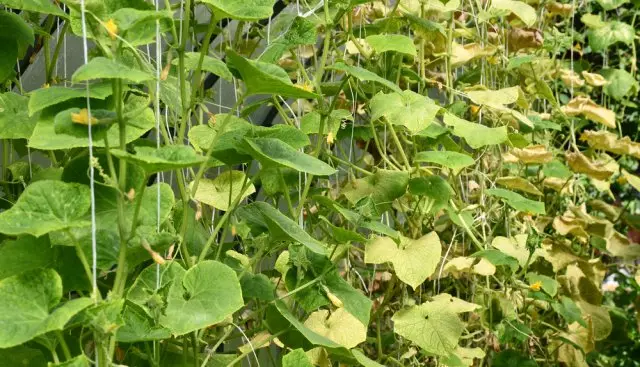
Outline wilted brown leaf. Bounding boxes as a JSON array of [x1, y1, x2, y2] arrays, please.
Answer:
[[580, 130, 640, 159], [543, 177, 573, 195], [496, 176, 543, 195], [606, 231, 640, 258], [507, 28, 544, 52], [558, 69, 585, 88], [545, 2, 573, 17], [562, 96, 616, 128], [511, 145, 553, 164], [581, 71, 608, 87], [451, 42, 497, 67], [566, 151, 615, 180]]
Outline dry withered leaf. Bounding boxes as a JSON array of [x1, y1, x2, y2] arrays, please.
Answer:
[[543, 176, 573, 195], [581, 71, 608, 87], [566, 151, 615, 180], [606, 231, 640, 258], [545, 2, 573, 17], [562, 96, 616, 128], [507, 28, 543, 52], [558, 69, 585, 88], [580, 130, 640, 159], [451, 42, 497, 67], [511, 145, 553, 164], [496, 176, 543, 196]]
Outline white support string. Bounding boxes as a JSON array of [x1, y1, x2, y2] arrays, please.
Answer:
[[78, 0, 99, 305], [154, 0, 162, 289]]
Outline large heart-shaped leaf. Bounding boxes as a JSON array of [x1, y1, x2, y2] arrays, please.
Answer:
[[365, 34, 417, 56], [199, 0, 276, 20], [303, 309, 367, 349], [392, 301, 464, 356], [0, 180, 90, 237], [342, 169, 409, 207], [226, 50, 317, 99], [0, 92, 38, 139], [241, 137, 336, 176], [443, 113, 508, 149], [365, 232, 441, 289], [0, 269, 92, 348], [160, 261, 243, 335], [72, 57, 154, 83], [370, 90, 441, 134], [588, 20, 634, 52]]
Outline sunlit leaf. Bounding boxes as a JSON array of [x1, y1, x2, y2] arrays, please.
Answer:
[[342, 169, 409, 208], [561, 96, 616, 128], [370, 90, 441, 134], [198, 0, 276, 20], [365, 34, 416, 56], [72, 57, 154, 83], [490, 0, 537, 27], [443, 113, 508, 149], [190, 171, 255, 211], [304, 308, 367, 349], [365, 232, 441, 289], [241, 137, 336, 176], [511, 145, 553, 164], [110, 145, 208, 174], [566, 151, 615, 181]]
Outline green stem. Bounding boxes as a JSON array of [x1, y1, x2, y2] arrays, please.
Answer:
[[56, 332, 72, 361], [277, 168, 296, 218], [47, 22, 69, 82]]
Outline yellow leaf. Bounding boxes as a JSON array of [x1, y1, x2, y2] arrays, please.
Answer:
[[450, 42, 497, 67], [511, 145, 553, 164], [472, 258, 496, 276], [545, 2, 573, 17], [581, 71, 608, 87], [580, 130, 640, 159], [558, 69, 585, 88], [562, 96, 616, 128], [304, 309, 366, 349], [71, 108, 98, 125], [566, 151, 615, 180], [621, 169, 640, 192], [496, 176, 543, 196], [442, 256, 474, 278], [606, 231, 640, 258], [105, 19, 118, 40], [543, 177, 573, 195]]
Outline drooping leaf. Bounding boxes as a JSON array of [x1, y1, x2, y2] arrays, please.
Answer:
[[487, 188, 545, 215], [370, 90, 441, 134], [72, 57, 154, 83], [172, 52, 232, 81], [0, 269, 92, 348], [352, 350, 384, 367], [342, 169, 409, 207], [491, 234, 535, 267], [565, 151, 615, 181], [0, 92, 38, 139], [190, 171, 255, 211], [330, 62, 402, 94], [580, 130, 640, 159], [323, 270, 373, 326], [116, 304, 172, 342], [470, 249, 519, 272], [109, 145, 208, 174], [365, 232, 441, 289], [443, 113, 508, 149], [490, 0, 537, 26], [552, 296, 586, 327], [303, 308, 367, 349], [0, 0, 66, 16], [226, 50, 317, 99], [495, 176, 543, 196], [365, 34, 417, 56], [236, 202, 326, 255], [240, 137, 336, 176], [408, 176, 453, 213], [27, 82, 113, 116], [392, 301, 464, 356], [160, 260, 243, 336], [414, 151, 474, 174], [199, 0, 276, 20], [511, 145, 553, 164], [561, 96, 616, 128], [0, 180, 90, 237]]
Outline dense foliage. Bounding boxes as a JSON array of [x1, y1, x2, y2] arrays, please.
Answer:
[[0, 0, 639, 366]]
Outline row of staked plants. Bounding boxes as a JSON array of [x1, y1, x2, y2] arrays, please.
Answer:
[[0, 0, 639, 366]]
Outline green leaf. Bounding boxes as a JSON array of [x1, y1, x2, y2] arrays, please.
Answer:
[[392, 301, 464, 356], [240, 273, 275, 301], [491, 234, 533, 268], [342, 169, 409, 207], [470, 249, 519, 272], [370, 90, 441, 134], [0, 0, 66, 16], [190, 170, 255, 211], [365, 232, 441, 289], [236, 202, 326, 255], [0, 236, 54, 280], [588, 21, 634, 52], [116, 304, 171, 342], [241, 137, 336, 176], [198, 0, 276, 20], [173, 52, 232, 81], [27, 82, 113, 116], [443, 113, 508, 149], [492, 350, 538, 367], [490, 0, 536, 26], [266, 300, 343, 349], [72, 57, 154, 83], [127, 262, 186, 317], [543, 160, 572, 179], [324, 270, 373, 326], [109, 8, 173, 46], [0, 92, 38, 139], [352, 350, 384, 367], [282, 349, 314, 367], [414, 151, 474, 173], [601, 68, 638, 100], [0, 10, 33, 56], [0, 180, 90, 237], [487, 188, 545, 215], [160, 261, 243, 335], [365, 34, 417, 56], [595, 0, 629, 10], [408, 176, 453, 213], [300, 109, 352, 136], [226, 50, 317, 99], [110, 145, 208, 174], [0, 269, 92, 348], [552, 296, 586, 327], [49, 355, 90, 367], [330, 62, 402, 94], [0, 345, 47, 367], [259, 16, 317, 63]]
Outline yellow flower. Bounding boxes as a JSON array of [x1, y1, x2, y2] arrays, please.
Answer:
[[326, 131, 335, 145], [295, 82, 314, 93], [105, 19, 118, 40], [529, 280, 543, 292], [71, 108, 98, 125]]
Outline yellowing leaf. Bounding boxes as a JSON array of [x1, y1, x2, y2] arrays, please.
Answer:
[[562, 96, 616, 128], [430, 293, 481, 313], [189, 171, 256, 211], [450, 42, 497, 67], [491, 0, 537, 26], [545, 2, 574, 17], [581, 71, 608, 87], [621, 169, 640, 192], [365, 232, 441, 289], [496, 176, 543, 196], [443, 257, 474, 278], [466, 86, 520, 107], [70, 108, 98, 125], [558, 69, 585, 88], [491, 234, 536, 268], [472, 258, 496, 276], [392, 301, 464, 356], [543, 177, 573, 195], [511, 145, 553, 164], [540, 239, 581, 272], [303, 309, 366, 349], [580, 130, 640, 159], [442, 113, 508, 149], [566, 151, 615, 180], [606, 231, 640, 258]]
